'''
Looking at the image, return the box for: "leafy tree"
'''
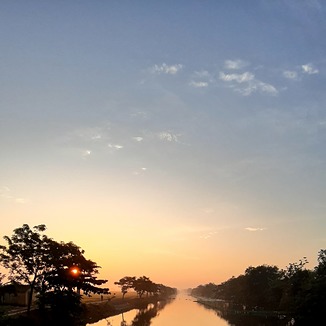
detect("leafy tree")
[215,275,246,304]
[243,265,282,310]
[315,249,326,277]
[191,250,326,324]
[41,240,109,295]
[191,282,218,299]
[0,224,53,313]
[35,239,110,318]
[114,276,136,299]
[292,250,326,324]
[133,276,152,298]
[279,257,312,312]
[156,283,176,297]
[0,224,109,318]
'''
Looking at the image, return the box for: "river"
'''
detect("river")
[87,294,290,326]
[86,293,290,326]
[87,294,229,326]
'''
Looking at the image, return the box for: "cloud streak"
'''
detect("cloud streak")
[224,59,249,70]
[150,63,183,75]
[219,71,278,96]
[0,186,28,204]
[158,131,180,142]
[245,227,266,232]
[189,81,209,88]
[302,63,319,74]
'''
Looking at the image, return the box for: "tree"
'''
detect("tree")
[0,224,109,317]
[133,276,152,298]
[34,239,110,320]
[243,265,282,310]
[279,257,312,312]
[41,240,109,296]
[114,276,136,299]
[0,224,53,313]
[293,250,326,324]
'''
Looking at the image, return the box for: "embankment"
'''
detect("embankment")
[81,295,169,324]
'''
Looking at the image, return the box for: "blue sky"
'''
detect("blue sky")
[1,0,326,288]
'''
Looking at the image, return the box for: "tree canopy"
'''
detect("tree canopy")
[115,275,177,299]
[191,250,326,324]
[0,224,109,316]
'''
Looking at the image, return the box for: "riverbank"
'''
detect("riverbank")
[81,295,168,324]
[194,297,292,324]
[0,293,174,326]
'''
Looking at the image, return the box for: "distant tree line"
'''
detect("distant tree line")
[114,275,177,299]
[191,250,326,324]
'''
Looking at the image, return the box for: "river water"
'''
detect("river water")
[87,293,290,326]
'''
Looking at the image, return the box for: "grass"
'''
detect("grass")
[81,291,138,304]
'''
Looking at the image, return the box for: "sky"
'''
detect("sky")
[1,0,326,290]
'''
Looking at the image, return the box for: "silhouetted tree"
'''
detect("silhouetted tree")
[0,224,53,313]
[114,276,136,299]
[292,250,326,324]
[42,240,109,295]
[36,239,109,320]
[191,252,326,324]
[279,257,312,312]
[133,276,152,298]
[157,284,177,297]
[0,224,109,319]
[243,265,283,310]
[191,282,219,299]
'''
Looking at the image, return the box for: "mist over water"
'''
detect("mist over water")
[87,292,264,326]
[88,292,292,326]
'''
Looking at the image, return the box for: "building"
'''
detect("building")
[0,282,34,306]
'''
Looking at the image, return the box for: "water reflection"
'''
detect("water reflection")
[129,302,163,326]
[88,293,290,326]
[90,298,174,326]
[197,301,290,326]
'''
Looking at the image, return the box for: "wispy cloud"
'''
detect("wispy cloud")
[91,134,102,140]
[81,149,92,158]
[245,227,266,232]
[0,186,11,199]
[189,70,213,88]
[150,63,183,75]
[282,62,319,82]
[302,63,319,74]
[15,198,28,204]
[108,143,124,150]
[283,70,299,80]
[189,81,209,88]
[219,71,278,96]
[158,131,180,142]
[132,136,144,142]
[0,186,28,204]
[133,167,147,176]
[219,71,254,83]
[193,70,212,78]
[224,59,249,70]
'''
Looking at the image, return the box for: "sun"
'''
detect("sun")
[70,266,81,276]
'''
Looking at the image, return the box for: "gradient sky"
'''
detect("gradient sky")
[1,0,326,290]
